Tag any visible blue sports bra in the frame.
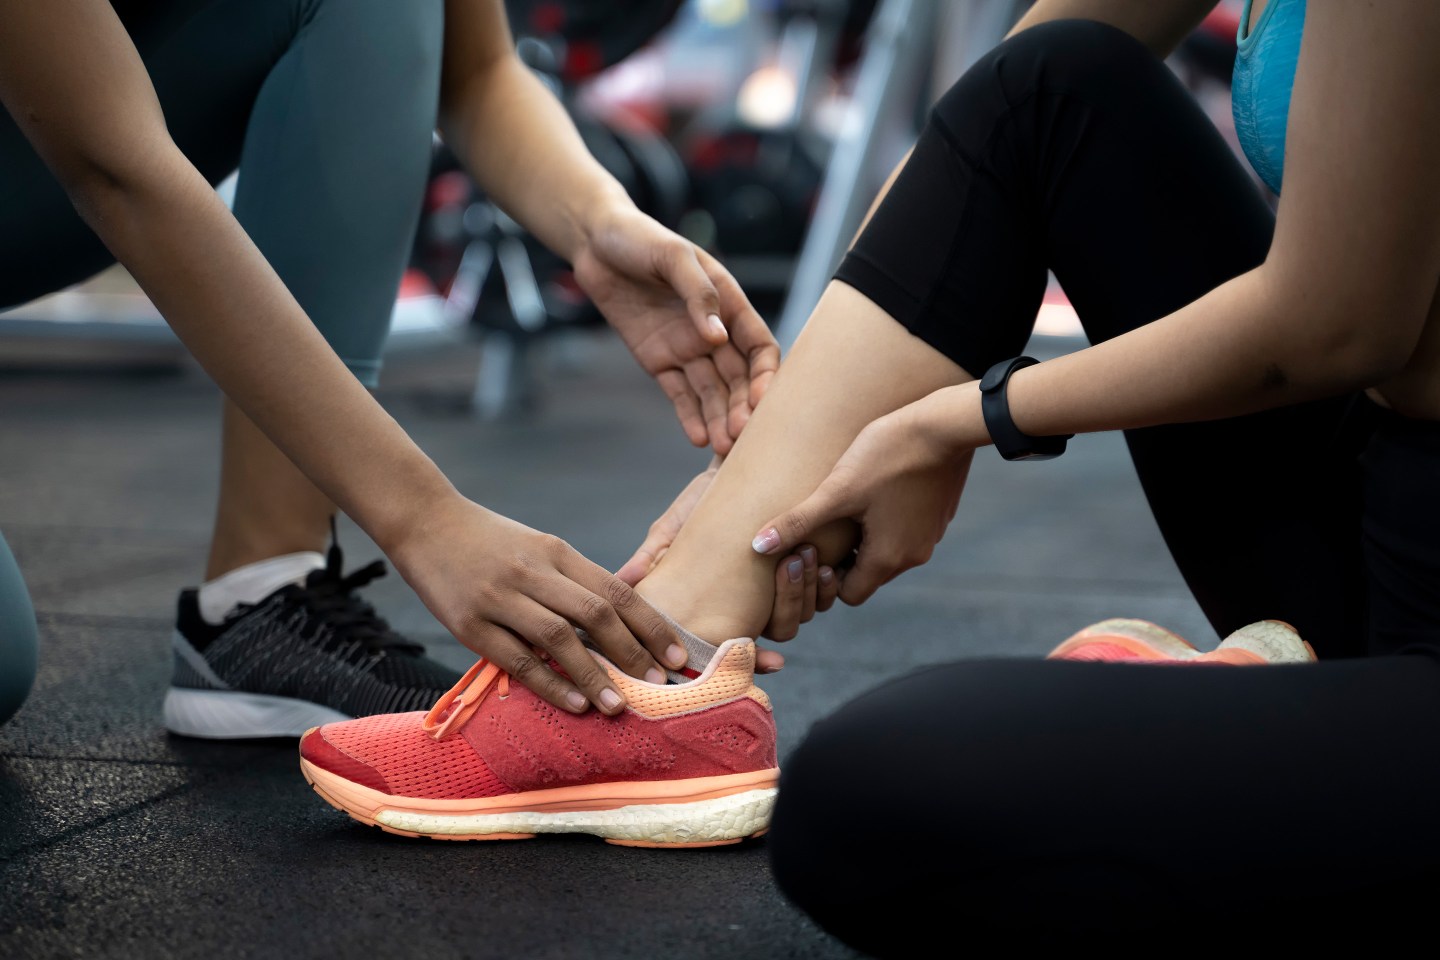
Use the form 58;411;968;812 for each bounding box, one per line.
1231;0;1306;194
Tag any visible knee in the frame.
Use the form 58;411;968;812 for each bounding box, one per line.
312;0;444;80
931;18;1162;132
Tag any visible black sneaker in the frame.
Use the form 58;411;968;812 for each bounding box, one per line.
163;542;461;739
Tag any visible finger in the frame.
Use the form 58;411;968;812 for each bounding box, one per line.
699;248;776;407
530;571;668;688
816;565;840;612
511;599;635;717
712;344;753;441
712;275;779;407
660;242;726;345
683;356;733;455
753;483;850;557
763;553;806;642
558;551;688;673
798;545;818;623
467;620;591;714
614;548;657;587
755;647;786;674
836;548;892;606
657;368;708;447
615;529;670;587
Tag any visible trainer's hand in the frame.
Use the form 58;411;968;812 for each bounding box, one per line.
573;204;778;454
751;397;972;606
394;497;687;716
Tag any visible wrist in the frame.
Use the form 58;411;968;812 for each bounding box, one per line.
912;382;990;456
367;465;467;562
564;180;634;261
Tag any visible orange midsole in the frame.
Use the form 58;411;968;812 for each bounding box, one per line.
302;760;779;819
1049;633;1191;660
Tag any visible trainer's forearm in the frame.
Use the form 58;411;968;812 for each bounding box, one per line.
440;50;630;261
78;151;459;548
0;0;460;552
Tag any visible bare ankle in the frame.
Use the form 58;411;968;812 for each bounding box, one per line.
636;564;765;643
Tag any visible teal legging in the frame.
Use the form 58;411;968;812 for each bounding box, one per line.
0;0;444;385
0;530;37;726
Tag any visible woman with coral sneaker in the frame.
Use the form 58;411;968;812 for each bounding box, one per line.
626;0;1440;951
0;1;783;732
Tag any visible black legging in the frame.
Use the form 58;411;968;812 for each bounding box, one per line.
770;19;1440;953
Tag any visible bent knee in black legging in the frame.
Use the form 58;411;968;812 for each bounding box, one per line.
836;18;1187;376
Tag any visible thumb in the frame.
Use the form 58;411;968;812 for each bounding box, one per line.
664;243;726;345
752;485;850;557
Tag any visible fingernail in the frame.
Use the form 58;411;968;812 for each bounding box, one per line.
819;567;834;584
752;528;781;554
566;691;588;711
786;558;803;583
666;644;688;667
645;667;666;685
800;547;817;569
600;689;623;711
706;313;726;338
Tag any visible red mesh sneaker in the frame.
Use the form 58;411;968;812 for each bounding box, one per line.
1047;618;1316;664
298;639;777;847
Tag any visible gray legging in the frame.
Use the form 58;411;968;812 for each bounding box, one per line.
0;0;444;723
0;531;37;726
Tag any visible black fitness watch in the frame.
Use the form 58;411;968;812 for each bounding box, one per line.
978;357;1073;461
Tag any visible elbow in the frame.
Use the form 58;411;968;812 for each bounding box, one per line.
1300;312;1421;391
57;139;185;231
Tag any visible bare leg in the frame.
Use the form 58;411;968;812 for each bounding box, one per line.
206;398;334;580
636;282;971;641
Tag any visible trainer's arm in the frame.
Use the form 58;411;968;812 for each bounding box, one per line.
0;0;683;714
0;1;454;545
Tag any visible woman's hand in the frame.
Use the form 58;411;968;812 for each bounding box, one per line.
616;462;840;667
750;392;975;606
572;204;779;454
391;496;687;716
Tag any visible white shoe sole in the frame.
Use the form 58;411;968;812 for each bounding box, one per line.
302;757;778;848
164;687;350;739
1218;620;1317;663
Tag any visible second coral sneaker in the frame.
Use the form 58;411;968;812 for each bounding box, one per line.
1047;618;1316;664
299;638;777;847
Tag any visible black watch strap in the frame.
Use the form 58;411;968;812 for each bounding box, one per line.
979;357;1073;461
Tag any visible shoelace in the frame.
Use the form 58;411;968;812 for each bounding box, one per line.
422;659;510;740
292;537;423;656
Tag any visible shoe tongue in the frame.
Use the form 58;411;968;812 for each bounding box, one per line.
198;552;326;624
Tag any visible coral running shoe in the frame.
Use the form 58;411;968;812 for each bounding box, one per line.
299;639;778;847
1047;618;1316;664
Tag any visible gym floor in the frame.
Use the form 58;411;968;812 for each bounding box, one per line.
0;331;1208;959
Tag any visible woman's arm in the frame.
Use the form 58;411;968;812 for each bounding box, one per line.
938;0;1440;448
0;0;683;714
755;1;1440;599
437;0;779;454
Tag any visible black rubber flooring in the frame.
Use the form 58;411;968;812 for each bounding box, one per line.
0;333;1206;959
